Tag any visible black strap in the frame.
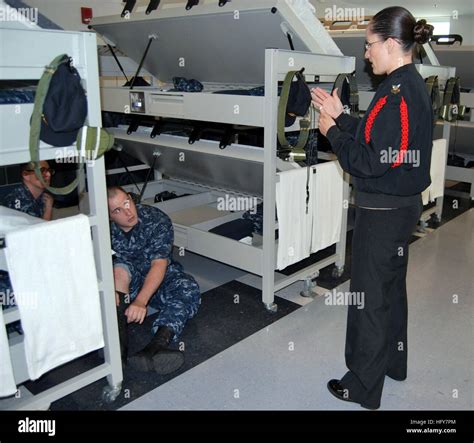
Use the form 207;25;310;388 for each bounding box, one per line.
425;75;440;127
333;73;359;116
277;70;313;155
440;77;466;121
146;0;160;14
107;44;129;83
186;0;199;10
130;35;156;90
121;0;136;17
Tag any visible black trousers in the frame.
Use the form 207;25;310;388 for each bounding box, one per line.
340;200;422;409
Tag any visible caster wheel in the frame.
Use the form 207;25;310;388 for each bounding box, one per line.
102;384;121;404
432;215;441;227
332;267;344;279
264;302;278;313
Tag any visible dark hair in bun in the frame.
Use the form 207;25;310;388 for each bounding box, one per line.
413;19;434;45
370;7;434;51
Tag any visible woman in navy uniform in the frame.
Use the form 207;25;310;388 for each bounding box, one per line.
312;7;434;409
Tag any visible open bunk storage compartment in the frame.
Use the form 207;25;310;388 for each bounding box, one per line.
0;26;123;409
91;0;355;310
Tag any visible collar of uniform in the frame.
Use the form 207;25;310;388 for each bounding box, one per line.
384;62;416;82
21;182;43;203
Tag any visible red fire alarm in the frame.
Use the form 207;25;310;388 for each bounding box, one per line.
81;7;93;25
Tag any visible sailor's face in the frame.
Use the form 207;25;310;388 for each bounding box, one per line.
365;28;389;75
108;191;138;232
22;160;52;190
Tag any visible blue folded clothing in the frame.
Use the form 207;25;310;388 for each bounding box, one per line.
172;77;204;92
0;89;35;104
209;218;254;240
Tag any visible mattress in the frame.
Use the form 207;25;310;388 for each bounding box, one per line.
0;81;36;104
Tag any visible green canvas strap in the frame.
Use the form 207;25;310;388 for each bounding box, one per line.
333;73;359;117
277;70;311;154
29;54;83;195
425;75;440;126
440;77;466;122
347;74;359;116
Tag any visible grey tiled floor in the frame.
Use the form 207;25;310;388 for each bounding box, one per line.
122;209;473;410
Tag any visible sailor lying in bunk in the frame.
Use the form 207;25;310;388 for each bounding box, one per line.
0;160;55;310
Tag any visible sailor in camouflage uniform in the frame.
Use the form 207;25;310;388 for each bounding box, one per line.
107;186;200;374
2;160;54;219
0;161;55;299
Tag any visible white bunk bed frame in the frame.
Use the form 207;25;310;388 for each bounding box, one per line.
91;1;354;310
0;27;123;409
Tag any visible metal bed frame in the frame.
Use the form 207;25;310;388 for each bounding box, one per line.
0;27;122;410
91;1;355;310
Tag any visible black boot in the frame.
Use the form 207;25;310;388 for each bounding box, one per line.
116;291;129;367
128;325;185;375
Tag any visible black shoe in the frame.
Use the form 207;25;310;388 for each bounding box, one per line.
327;379;379;410
128;325;185;375
128;348;185;375
386;373;407;382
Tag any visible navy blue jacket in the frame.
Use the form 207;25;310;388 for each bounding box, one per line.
326;63;433;208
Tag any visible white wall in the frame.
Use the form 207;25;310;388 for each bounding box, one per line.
24;0;123;31
23;0;211;31
450;14;474;45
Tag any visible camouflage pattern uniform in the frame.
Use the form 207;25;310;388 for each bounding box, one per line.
111;204;201;339
0;184;45;296
2;183;45;218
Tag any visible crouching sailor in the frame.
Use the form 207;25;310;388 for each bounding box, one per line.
107;186;201;374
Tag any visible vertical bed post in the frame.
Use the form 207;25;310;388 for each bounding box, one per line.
437;120;451;220
262;49;278;312
82;32;123;393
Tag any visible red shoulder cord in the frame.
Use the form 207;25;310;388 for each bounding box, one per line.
364;95;409;168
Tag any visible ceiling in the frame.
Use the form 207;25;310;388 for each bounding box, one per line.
309;0;474;18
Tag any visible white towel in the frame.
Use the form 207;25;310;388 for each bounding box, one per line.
311;161;344;253
0;312;17;398
0;206;44;272
422;139;448;205
5;214;104;380
0;206;44;234
276;168;313;270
